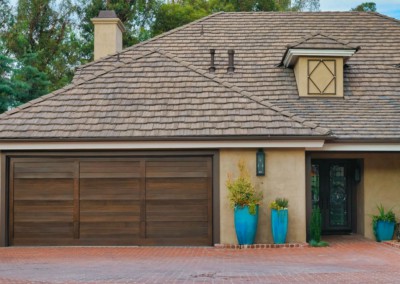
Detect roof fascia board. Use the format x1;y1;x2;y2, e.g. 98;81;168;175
284;49;357;67
0;140;325;151
307;143;400;152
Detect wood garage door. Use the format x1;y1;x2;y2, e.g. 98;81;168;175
9;156;212;246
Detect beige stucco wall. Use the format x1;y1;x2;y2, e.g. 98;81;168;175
219;149;306;244
294;57;343;97
311;152;400;240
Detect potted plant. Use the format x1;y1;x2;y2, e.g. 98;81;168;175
372;204;396;242
226;160;263;245
270;198;289;244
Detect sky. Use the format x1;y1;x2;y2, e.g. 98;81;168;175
8;0;400;19
320;0;400;19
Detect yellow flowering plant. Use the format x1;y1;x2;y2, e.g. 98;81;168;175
226;160;263;215
270;198;289;210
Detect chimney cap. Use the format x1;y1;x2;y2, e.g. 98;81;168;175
97;10;118;18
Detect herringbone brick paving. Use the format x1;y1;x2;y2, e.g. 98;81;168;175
0;235;399;283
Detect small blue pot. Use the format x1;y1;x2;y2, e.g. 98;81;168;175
234;205;259;245
271;208;288;244
375;221;395;242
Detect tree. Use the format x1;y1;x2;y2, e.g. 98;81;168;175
351;2;376;12
0;53;15;112
12;53;51;107
291;0;320;11
152;0;320;35
152;0;214;36
4;0;81;91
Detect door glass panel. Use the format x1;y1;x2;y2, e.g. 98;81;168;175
311;164;320;208
329;165;347;227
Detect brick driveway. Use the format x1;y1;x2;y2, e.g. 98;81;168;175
0;236;399;283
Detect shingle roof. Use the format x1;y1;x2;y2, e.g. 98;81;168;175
286;32;359;50
0;49;328;139
1;11;400;141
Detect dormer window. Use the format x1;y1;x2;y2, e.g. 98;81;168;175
281;32;359;98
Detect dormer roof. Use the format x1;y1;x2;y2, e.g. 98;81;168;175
282;32;360;67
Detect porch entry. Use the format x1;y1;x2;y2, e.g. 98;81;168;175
311;159;358;234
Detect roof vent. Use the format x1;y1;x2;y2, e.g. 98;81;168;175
209;49;216;73
227;49;235;73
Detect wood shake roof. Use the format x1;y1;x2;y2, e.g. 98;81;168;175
0;12;399;141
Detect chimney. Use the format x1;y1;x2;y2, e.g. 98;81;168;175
227;49;235;73
91;10;125;60
209;49;216;73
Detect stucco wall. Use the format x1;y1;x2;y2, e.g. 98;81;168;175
219;149;306;244
311;152;400;240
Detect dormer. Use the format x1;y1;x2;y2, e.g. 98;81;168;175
282;32;360;98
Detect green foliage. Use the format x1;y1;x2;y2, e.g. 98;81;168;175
372;204;396;238
4;0;80;91
226;160;263;215
270;197;289;210
291;0;320;11
309;239;329;247
152;0;212;36
351;2;376;12
0;53;15;113
310;206;322;243
151;0;319;35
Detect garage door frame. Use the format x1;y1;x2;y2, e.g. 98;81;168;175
0;150;220;247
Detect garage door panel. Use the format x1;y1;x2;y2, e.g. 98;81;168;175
14;222;74;239
9;156;213;246
146;221;209;238
14;179;74;201
80;221;140;239
146;203;208;222
80;178;140;200
80;161;140;173
14;172;75;179
80;200;141;222
14;162;75;173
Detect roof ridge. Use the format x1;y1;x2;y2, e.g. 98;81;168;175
369;11;400;25
76;12;224;71
155;48;331;136
0;50;158;119
287;32;357;49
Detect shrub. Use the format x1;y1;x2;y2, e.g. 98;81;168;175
270;197;289;210
310;206;322;243
226;160;263;215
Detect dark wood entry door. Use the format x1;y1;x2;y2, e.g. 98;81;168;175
9;156;213;246
311;160;356;234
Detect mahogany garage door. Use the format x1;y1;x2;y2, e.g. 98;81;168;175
9;156;213;246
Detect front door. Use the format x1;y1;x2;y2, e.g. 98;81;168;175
311;159;357;234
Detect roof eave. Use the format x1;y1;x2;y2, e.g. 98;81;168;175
282;48;358;68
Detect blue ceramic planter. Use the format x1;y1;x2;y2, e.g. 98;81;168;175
375;221;395;242
271;209;288;244
234;205;259;245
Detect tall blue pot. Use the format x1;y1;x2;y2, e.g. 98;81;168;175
375;221;395;242
234;205;259;245
271;208;288;244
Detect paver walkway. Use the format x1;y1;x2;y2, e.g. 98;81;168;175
0;235;399;283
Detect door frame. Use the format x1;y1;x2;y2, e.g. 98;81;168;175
306;154;360;240
0;150;220;247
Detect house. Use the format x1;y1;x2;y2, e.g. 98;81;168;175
0;11;399;246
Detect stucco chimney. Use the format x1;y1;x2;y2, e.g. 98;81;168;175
91;10;125;60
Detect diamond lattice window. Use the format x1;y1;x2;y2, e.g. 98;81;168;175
307;59;336;95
